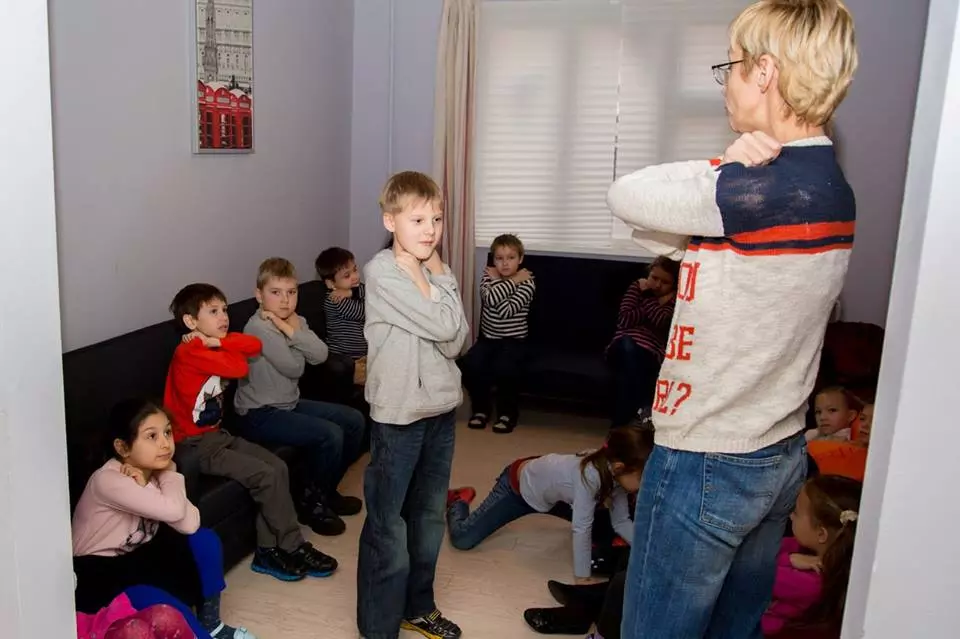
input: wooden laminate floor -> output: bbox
[220,408,608,638]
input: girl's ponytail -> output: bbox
[579,427,653,504]
[791,475,863,630]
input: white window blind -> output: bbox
[474,0,751,254]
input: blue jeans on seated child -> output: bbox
[447,466,570,551]
[238,399,365,496]
[621,432,807,639]
[607,336,661,429]
[356,411,456,639]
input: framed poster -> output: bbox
[191,0,254,153]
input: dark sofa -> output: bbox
[493,252,653,414]
[63,280,360,571]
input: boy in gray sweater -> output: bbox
[234,257,366,538]
[356,171,469,639]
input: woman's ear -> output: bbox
[610,461,625,475]
[756,54,777,92]
[113,438,130,459]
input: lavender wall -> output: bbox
[50,0,355,350]
[833,0,930,326]
[349,0,443,267]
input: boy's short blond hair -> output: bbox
[379,171,444,215]
[257,257,297,289]
[730,0,857,125]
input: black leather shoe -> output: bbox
[548,579,609,608]
[303,504,346,536]
[522,607,592,635]
[327,491,363,517]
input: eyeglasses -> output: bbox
[711,60,743,86]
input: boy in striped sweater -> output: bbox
[459,234,536,434]
[315,247,368,384]
[608,1,859,637]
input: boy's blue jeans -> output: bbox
[357,411,456,639]
[621,432,807,639]
[238,399,365,496]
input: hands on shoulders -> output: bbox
[182,331,221,348]
[260,309,300,339]
[485,266,533,285]
[720,131,782,168]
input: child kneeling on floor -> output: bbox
[72,399,255,639]
[447,426,651,583]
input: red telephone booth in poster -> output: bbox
[233,90,252,149]
[197,80,253,150]
[197,81,216,149]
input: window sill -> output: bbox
[475,239,655,263]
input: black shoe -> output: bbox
[547,579,610,608]
[467,413,488,430]
[327,490,363,516]
[250,547,306,582]
[522,607,592,635]
[401,610,462,639]
[302,503,346,536]
[492,415,516,434]
[291,542,338,578]
[547,580,575,606]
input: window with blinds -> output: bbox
[473,0,750,255]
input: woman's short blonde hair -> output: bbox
[730,0,858,126]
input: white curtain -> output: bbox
[434,0,479,344]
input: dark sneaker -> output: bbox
[327,491,363,517]
[446,487,476,508]
[302,503,346,536]
[401,610,462,639]
[250,547,306,582]
[291,542,338,578]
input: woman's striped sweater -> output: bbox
[607,137,855,453]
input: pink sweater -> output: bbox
[762,538,823,636]
[72,459,200,557]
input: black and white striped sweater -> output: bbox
[479,273,536,339]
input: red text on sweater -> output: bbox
[677,261,701,303]
[653,379,693,416]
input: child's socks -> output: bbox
[200,596,258,639]
[209,622,257,639]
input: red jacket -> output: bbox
[163,333,262,441]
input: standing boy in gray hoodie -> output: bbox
[356,171,469,639]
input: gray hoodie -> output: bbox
[234,312,328,414]
[363,249,469,425]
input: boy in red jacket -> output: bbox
[164,283,337,582]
